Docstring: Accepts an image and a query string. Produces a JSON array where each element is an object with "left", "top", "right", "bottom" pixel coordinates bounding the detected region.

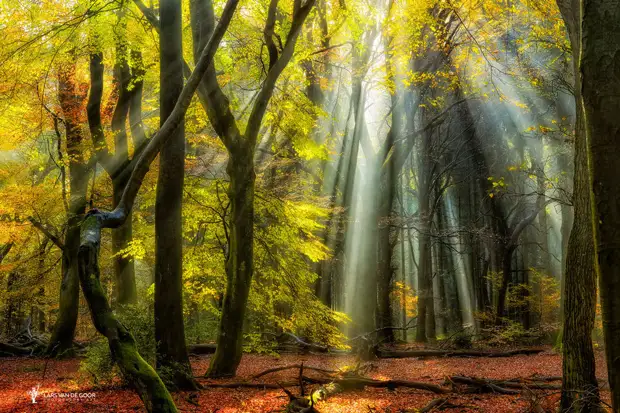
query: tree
[
  {"left": 154, "top": 0, "right": 196, "bottom": 390},
  {"left": 73, "top": 1, "right": 239, "bottom": 409},
  {"left": 581, "top": 1, "right": 620, "bottom": 410},
  {"left": 554, "top": 0, "right": 600, "bottom": 410},
  {"left": 47, "top": 60, "right": 90, "bottom": 357},
  {"left": 190, "top": 0, "right": 316, "bottom": 377},
  {"left": 87, "top": 29, "right": 145, "bottom": 306}
]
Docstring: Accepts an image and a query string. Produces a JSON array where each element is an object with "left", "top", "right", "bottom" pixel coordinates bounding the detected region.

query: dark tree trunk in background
[
  {"left": 496, "top": 243, "right": 515, "bottom": 322},
  {"left": 415, "top": 123, "right": 436, "bottom": 343},
  {"left": 47, "top": 63, "right": 90, "bottom": 357},
  {"left": 155, "top": 0, "right": 195, "bottom": 390},
  {"left": 581, "top": 1, "right": 620, "bottom": 409},
  {"left": 376, "top": 141, "right": 396, "bottom": 344}
]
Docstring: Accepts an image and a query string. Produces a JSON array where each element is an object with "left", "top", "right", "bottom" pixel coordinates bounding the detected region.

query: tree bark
[
  {"left": 78, "top": 217, "right": 177, "bottom": 412},
  {"left": 581, "top": 1, "right": 620, "bottom": 410},
  {"left": 70, "top": 1, "right": 239, "bottom": 409},
  {"left": 207, "top": 149, "right": 256, "bottom": 377},
  {"left": 154, "top": 0, "right": 195, "bottom": 390},
  {"left": 190, "top": 0, "right": 316, "bottom": 377},
  {"left": 47, "top": 62, "right": 90, "bottom": 357},
  {"left": 554, "top": 0, "right": 601, "bottom": 410}
]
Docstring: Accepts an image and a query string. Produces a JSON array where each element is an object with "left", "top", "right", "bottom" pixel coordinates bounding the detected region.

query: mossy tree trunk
[
  {"left": 154, "top": 0, "right": 196, "bottom": 390},
  {"left": 581, "top": 1, "right": 620, "bottom": 410},
  {"left": 78, "top": 216, "right": 177, "bottom": 412},
  {"left": 554, "top": 0, "right": 601, "bottom": 410},
  {"left": 70, "top": 2, "right": 239, "bottom": 409}
]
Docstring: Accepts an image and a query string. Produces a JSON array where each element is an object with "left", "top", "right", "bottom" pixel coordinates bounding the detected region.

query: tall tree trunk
[
  {"left": 560, "top": 89, "right": 600, "bottom": 413},
  {"left": 47, "top": 63, "right": 89, "bottom": 357},
  {"left": 415, "top": 127, "right": 436, "bottom": 342},
  {"left": 190, "top": 0, "right": 315, "bottom": 377},
  {"left": 495, "top": 243, "right": 514, "bottom": 321},
  {"left": 416, "top": 178, "right": 435, "bottom": 342},
  {"left": 554, "top": 1, "right": 601, "bottom": 410},
  {"left": 207, "top": 150, "right": 256, "bottom": 377},
  {"left": 110, "top": 25, "right": 137, "bottom": 306},
  {"left": 154, "top": 0, "right": 195, "bottom": 390},
  {"left": 581, "top": 1, "right": 620, "bottom": 409},
  {"left": 71, "top": 0, "right": 238, "bottom": 409}
]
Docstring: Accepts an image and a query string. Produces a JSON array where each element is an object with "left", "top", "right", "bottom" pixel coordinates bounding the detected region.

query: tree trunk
[
  {"left": 79, "top": 217, "right": 177, "bottom": 412},
  {"left": 581, "top": 1, "right": 620, "bottom": 409},
  {"left": 69, "top": 0, "right": 238, "bottom": 409},
  {"left": 112, "top": 178, "right": 136, "bottom": 305},
  {"left": 553, "top": 1, "right": 602, "bottom": 410},
  {"left": 416, "top": 207, "right": 435, "bottom": 342},
  {"left": 206, "top": 150, "right": 256, "bottom": 377},
  {"left": 47, "top": 63, "right": 89, "bottom": 357},
  {"left": 416, "top": 128, "right": 436, "bottom": 342},
  {"left": 495, "top": 244, "right": 514, "bottom": 322},
  {"left": 560, "top": 90, "right": 600, "bottom": 412},
  {"left": 154, "top": 0, "right": 195, "bottom": 390}
]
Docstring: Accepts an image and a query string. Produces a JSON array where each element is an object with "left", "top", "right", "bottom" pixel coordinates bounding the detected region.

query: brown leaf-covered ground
[{"left": 0, "top": 347, "right": 610, "bottom": 412}]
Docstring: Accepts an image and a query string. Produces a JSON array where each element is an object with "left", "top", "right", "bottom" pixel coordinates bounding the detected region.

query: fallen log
[
  {"left": 197, "top": 376, "right": 449, "bottom": 395},
  {"left": 252, "top": 364, "right": 340, "bottom": 379},
  {"left": 199, "top": 381, "right": 298, "bottom": 389},
  {"left": 419, "top": 398, "right": 448, "bottom": 413},
  {"left": 494, "top": 380, "right": 561, "bottom": 390},
  {"left": 448, "top": 376, "right": 520, "bottom": 395},
  {"left": 0, "top": 342, "right": 33, "bottom": 356},
  {"left": 188, "top": 344, "right": 217, "bottom": 355},
  {"left": 379, "top": 348, "right": 544, "bottom": 359},
  {"left": 303, "top": 376, "right": 449, "bottom": 394}
]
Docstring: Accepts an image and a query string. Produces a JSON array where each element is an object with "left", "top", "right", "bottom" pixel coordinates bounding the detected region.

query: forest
[{"left": 0, "top": 0, "right": 619, "bottom": 411}]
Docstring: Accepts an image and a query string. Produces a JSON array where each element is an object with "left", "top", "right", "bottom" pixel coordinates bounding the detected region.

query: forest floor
[{"left": 0, "top": 346, "right": 611, "bottom": 413}]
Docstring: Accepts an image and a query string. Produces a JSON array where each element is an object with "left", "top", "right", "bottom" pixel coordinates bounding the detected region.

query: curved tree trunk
[
  {"left": 190, "top": 0, "right": 316, "bottom": 377},
  {"left": 79, "top": 217, "right": 177, "bottom": 412}
]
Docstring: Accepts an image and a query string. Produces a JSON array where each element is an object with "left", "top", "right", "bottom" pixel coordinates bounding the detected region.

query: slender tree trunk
[
  {"left": 112, "top": 178, "right": 136, "bottom": 305},
  {"left": 110, "top": 28, "right": 137, "bottom": 305},
  {"left": 207, "top": 150, "right": 256, "bottom": 377},
  {"left": 495, "top": 244, "right": 514, "bottom": 321},
  {"left": 581, "top": 1, "right": 620, "bottom": 409},
  {"left": 416, "top": 191, "right": 435, "bottom": 342},
  {"left": 47, "top": 63, "right": 89, "bottom": 357},
  {"left": 154, "top": 0, "right": 195, "bottom": 390}
]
